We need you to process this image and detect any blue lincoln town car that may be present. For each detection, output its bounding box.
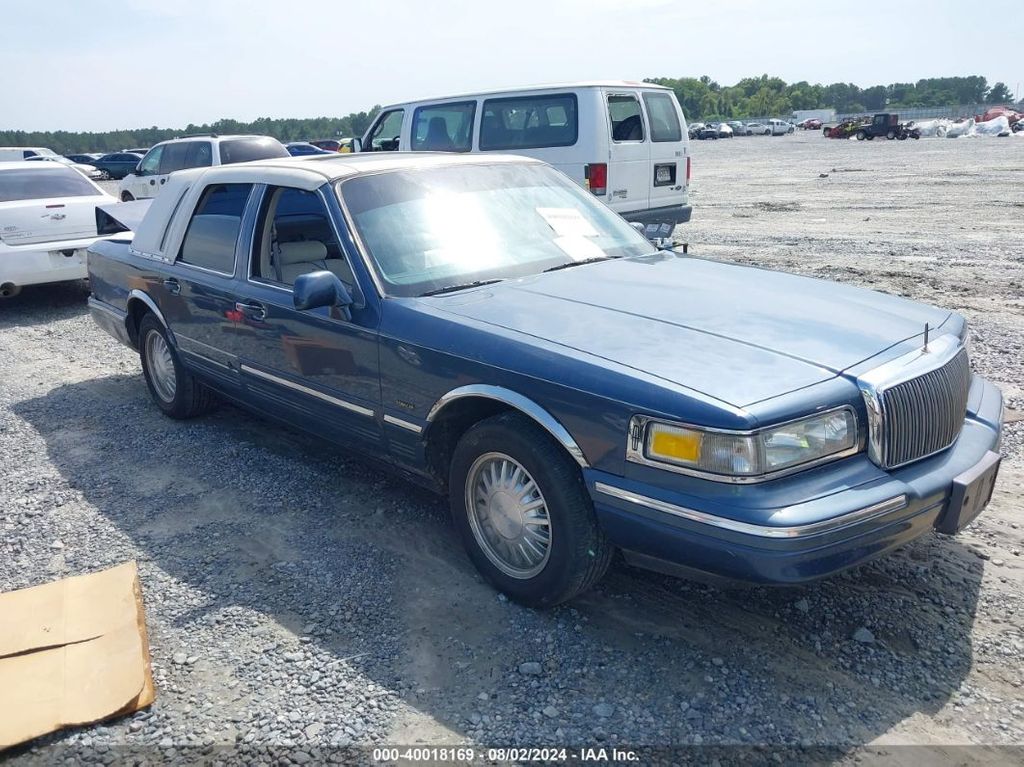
[87,153,1003,606]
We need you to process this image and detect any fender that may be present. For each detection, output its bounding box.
[425,384,589,468]
[127,289,175,345]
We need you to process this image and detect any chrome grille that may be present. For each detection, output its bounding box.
[875,348,971,468]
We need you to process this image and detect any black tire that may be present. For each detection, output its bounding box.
[855,130,866,141]
[886,130,896,140]
[138,314,215,419]
[121,191,135,202]
[449,412,613,607]
[897,133,907,140]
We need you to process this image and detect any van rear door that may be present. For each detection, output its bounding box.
[642,90,688,222]
[604,90,650,217]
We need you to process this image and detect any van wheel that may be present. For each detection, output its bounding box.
[449,412,613,607]
[138,315,215,419]
[855,130,866,140]
[121,191,135,202]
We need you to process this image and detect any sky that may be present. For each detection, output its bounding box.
[3,0,1021,132]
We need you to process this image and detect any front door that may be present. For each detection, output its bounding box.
[604,91,649,217]
[131,145,163,199]
[217,184,383,450]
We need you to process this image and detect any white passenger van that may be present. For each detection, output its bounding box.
[0,147,59,161]
[360,81,692,232]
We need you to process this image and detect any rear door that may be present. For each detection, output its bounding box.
[604,90,649,216]
[641,90,688,217]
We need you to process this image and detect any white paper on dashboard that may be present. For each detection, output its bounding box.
[537,207,599,238]
[553,235,606,262]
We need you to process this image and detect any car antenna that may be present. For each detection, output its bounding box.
[923,322,930,352]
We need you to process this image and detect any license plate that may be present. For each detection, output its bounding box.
[656,166,672,183]
[936,450,1000,534]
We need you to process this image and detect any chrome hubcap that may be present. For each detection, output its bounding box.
[466,452,551,579]
[145,330,176,403]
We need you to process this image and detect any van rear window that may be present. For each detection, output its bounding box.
[0,167,99,202]
[643,92,683,142]
[219,138,289,165]
[479,93,578,150]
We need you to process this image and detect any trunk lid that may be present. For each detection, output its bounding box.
[0,195,106,246]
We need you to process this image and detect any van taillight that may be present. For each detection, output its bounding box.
[686,156,691,182]
[585,163,607,196]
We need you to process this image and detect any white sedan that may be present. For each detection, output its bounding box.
[0,162,115,298]
[24,154,104,180]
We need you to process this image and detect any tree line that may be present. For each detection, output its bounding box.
[0,109,381,154]
[2,75,1018,153]
[644,75,1015,121]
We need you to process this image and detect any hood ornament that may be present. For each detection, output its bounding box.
[923,322,930,352]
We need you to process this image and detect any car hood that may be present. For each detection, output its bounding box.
[431,254,950,408]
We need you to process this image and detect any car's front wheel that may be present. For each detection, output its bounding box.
[449,412,612,607]
[138,314,215,419]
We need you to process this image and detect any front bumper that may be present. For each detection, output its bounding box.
[587,375,1003,584]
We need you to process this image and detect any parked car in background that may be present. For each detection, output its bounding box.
[797,118,822,130]
[286,142,333,156]
[310,138,361,153]
[0,162,115,298]
[360,81,692,232]
[727,121,751,136]
[87,153,1002,606]
[697,124,725,140]
[119,134,289,201]
[767,119,795,135]
[746,122,771,135]
[24,154,103,180]
[0,146,59,161]
[716,122,733,138]
[688,122,704,140]
[65,153,102,164]
[92,152,144,180]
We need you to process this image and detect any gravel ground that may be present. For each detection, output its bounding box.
[2,132,1023,763]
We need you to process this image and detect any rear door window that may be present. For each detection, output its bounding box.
[479,93,578,150]
[365,109,405,151]
[411,102,476,152]
[219,138,289,164]
[178,183,253,274]
[642,92,682,142]
[185,142,213,168]
[608,95,645,142]
[0,168,99,202]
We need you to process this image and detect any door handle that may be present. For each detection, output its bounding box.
[149,179,156,185]
[160,178,166,184]
[163,278,181,295]
[234,301,266,321]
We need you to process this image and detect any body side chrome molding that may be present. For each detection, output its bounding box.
[384,414,423,433]
[240,364,375,417]
[594,482,908,539]
[426,384,589,468]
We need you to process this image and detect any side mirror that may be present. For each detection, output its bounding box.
[293,270,354,319]
[134,165,147,176]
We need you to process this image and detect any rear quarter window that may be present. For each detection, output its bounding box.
[0,168,100,202]
[219,138,289,165]
[643,92,683,142]
[479,93,578,150]
[177,183,253,273]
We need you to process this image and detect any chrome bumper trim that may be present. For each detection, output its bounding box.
[594,482,908,539]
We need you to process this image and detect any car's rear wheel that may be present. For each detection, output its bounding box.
[121,191,134,202]
[449,412,612,607]
[138,314,215,419]
[886,130,896,140]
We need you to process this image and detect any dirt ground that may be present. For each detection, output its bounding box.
[1,131,1023,763]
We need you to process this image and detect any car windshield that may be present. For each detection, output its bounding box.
[0,167,100,201]
[338,162,655,297]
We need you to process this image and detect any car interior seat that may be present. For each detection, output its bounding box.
[422,117,455,151]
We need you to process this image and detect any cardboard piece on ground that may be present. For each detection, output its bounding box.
[0,561,156,750]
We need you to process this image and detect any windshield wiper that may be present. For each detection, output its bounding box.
[543,256,617,273]
[419,279,504,297]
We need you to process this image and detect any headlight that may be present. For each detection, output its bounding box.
[634,408,858,481]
